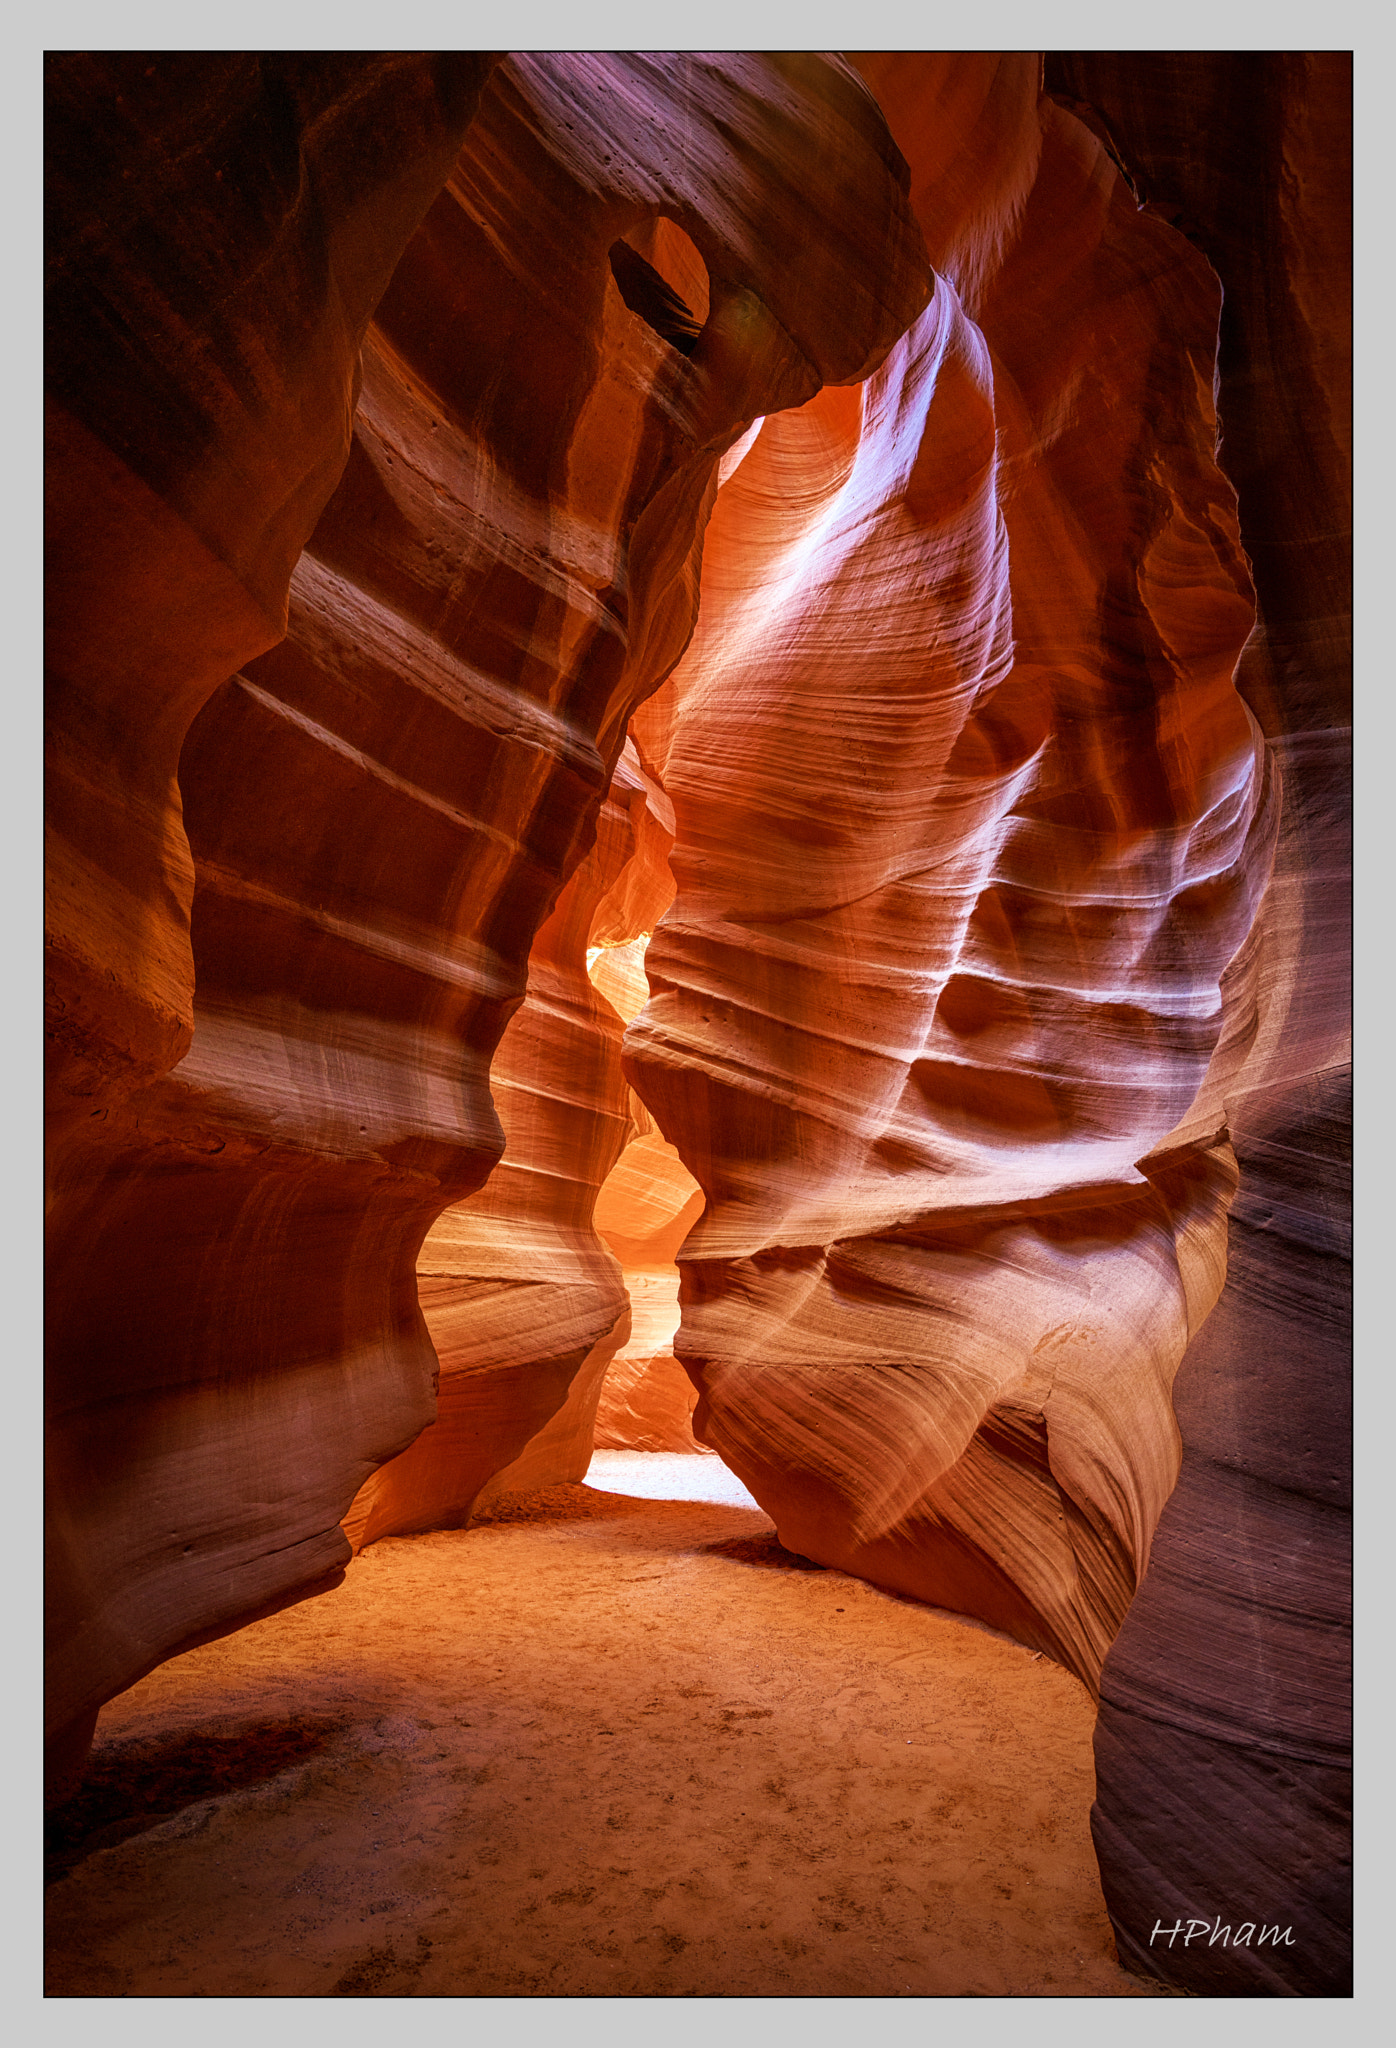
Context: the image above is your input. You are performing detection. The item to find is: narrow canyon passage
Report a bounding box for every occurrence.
[43,51,1349,1996]
[44,1456,1168,1999]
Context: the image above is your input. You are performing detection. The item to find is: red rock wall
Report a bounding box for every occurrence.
[1042,52,1352,1998]
[341,743,676,1544]
[46,52,1347,1996]
[589,939,708,1455]
[45,55,499,1144]
[45,53,929,1788]
[628,59,1275,1694]
[45,52,501,1795]
[619,52,1347,1994]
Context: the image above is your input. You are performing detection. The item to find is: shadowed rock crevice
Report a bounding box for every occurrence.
[609,236,706,356]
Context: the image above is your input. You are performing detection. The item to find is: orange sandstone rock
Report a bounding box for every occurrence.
[46,51,1345,1998]
[45,55,500,1147]
[1040,52,1352,1999]
[342,744,675,1543]
[592,1269,705,1455]
[44,52,930,1779]
[586,930,708,1457]
[44,53,501,1795]
[627,64,1276,1690]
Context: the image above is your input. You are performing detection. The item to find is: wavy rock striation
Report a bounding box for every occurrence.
[45,52,929,1788]
[45,51,502,1795]
[45,51,1346,1996]
[619,51,1348,1994]
[45,54,500,1149]
[342,742,677,1543]
[589,939,708,1455]
[1041,52,1352,1997]
[627,62,1276,1697]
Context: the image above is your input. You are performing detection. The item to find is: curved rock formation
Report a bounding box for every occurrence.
[1041,52,1352,1998]
[591,1273,704,1455]
[618,51,1348,1995]
[44,48,1348,2000]
[45,53,499,1153]
[627,63,1274,1696]
[45,51,502,1794]
[45,52,929,1787]
[342,742,676,1544]
[589,939,709,1456]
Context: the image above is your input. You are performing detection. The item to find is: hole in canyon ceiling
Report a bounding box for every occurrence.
[608,218,709,356]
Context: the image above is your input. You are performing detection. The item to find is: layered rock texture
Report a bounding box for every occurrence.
[620,53,1348,1996]
[1041,53,1352,1998]
[589,936,708,1456]
[45,49,1347,2001]
[45,53,929,1787]
[629,56,1271,1691]
[342,743,681,1545]
[46,51,504,1793]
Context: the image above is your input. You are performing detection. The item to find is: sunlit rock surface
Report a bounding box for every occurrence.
[589,944,709,1456]
[592,1271,705,1455]
[342,743,676,1543]
[615,50,1347,1997]
[44,48,1347,2000]
[628,58,1273,1700]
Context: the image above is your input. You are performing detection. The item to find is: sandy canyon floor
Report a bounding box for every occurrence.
[45,1453,1172,1998]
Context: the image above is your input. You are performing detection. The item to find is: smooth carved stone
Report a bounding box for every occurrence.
[587,928,706,1275]
[592,1121,706,1272]
[45,54,500,1145]
[44,52,500,1800]
[45,51,930,1782]
[592,1269,706,1455]
[626,63,1278,1693]
[585,928,707,1455]
[1037,53,1352,1998]
[343,744,675,1545]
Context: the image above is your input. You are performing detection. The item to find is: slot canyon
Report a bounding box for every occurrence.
[44,50,1350,1999]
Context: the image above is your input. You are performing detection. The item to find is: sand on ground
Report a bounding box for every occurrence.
[45,1453,1172,1997]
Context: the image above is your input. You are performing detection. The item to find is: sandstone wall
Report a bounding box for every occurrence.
[617,51,1347,1996]
[628,56,1274,1693]
[1043,52,1352,1997]
[45,53,1348,1996]
[589,938,709,1456]
[45,52,929,1787]
[46,51,501,1793]
[341,743,676,1543]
